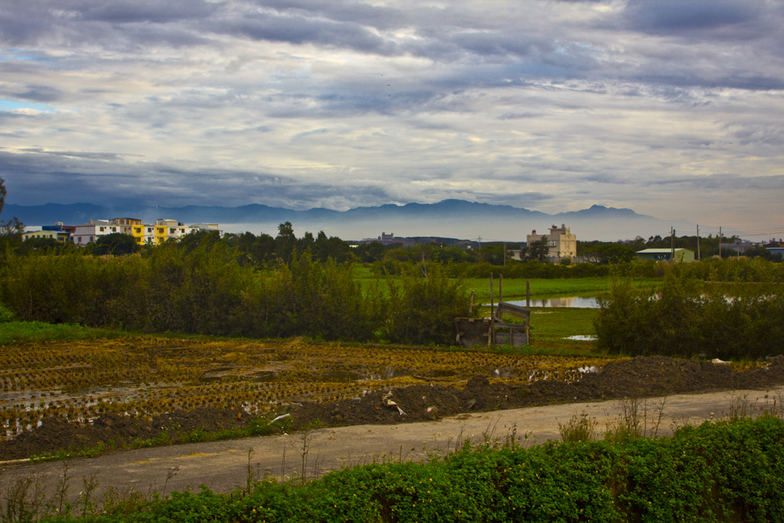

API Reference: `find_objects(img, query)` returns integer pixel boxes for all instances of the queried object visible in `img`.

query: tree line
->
[0,239,471,345]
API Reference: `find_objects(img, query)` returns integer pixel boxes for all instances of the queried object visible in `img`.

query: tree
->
[354,241,387,263]
[177,230,221,254]
[0,177,6,217]
[578,241,636,264]
[0,216,25,253]
[276,222,297,261]
[312,232,354,263]
[524,237,549,262]
[92,233,141,256]
[0,178,26,254]
[16,237,63,255]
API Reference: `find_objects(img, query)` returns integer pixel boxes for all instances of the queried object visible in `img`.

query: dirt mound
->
[151,407,254,434]
[2,356,784,461]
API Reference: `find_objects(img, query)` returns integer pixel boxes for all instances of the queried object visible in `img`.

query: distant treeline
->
[580,234,782,263]
[7,220,782,268]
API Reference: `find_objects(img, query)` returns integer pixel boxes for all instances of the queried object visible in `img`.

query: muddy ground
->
[3,355,784,462]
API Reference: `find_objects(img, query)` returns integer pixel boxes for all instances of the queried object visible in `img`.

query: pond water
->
[500,296,601,308]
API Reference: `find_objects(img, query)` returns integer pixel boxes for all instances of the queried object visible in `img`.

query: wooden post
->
[468,290,475,315]
[489,273,494,318]
[489,273,494,347]
[499,273,503,304]
[526,279,531,345]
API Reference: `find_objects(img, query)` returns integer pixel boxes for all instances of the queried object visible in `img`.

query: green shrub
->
[559,413,598,442]
[595,272,784,359]
[0,301,14,322]
[385,263,472,345]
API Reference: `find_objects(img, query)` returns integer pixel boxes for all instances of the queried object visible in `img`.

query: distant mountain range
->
[4,200,696,242]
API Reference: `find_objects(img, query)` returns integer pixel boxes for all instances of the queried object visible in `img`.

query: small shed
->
[635,248,695,263]
[455,274,531,348]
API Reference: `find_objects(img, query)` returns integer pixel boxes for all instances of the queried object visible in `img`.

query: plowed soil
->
[3,355,783,461]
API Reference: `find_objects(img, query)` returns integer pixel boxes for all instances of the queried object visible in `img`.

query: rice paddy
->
[0,336,616,440]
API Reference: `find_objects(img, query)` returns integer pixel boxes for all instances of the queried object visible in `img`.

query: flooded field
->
[0,337,614,439]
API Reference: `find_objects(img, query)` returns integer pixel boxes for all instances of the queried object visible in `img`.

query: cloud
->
[0,0,782,235]
[17,85,64,102]
[76,0,219,24]
[624,0,762,35]
[211,10,400,56]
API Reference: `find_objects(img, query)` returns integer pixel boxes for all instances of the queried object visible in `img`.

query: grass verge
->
[11,414,784,523]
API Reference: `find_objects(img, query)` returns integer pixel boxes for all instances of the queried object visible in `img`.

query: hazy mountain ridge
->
[5,201,692,242]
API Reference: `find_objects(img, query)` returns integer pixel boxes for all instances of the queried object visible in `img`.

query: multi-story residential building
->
[72,218,222,246]
[526,224,577,262]
[72,219,113,246]
[111,217,142,234]
[154,219,193,244]
[131,222,156,245]
[153,220,223,245]
[22,222,75,243]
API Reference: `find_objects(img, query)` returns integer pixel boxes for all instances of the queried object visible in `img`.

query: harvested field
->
[0,338,612,438]
[2,337,783,461]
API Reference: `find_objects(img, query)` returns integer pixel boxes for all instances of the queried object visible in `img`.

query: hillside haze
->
[6,200,694,242]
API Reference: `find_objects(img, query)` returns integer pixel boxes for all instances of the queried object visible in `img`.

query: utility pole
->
[719,227,722,258]
[671,227,675,262]
[696,225,700,261]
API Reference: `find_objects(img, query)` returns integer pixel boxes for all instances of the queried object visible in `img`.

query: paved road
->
[3,386,782,502]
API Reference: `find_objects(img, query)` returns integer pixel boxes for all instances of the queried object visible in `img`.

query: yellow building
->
[153,219,208,244]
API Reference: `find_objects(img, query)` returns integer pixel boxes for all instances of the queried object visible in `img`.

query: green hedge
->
[35,416,784,522]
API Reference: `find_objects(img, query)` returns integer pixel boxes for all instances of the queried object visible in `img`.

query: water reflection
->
[504,296,601,308]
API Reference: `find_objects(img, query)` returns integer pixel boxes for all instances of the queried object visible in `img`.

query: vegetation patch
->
[3,415,784,522]
[595,272,784,359]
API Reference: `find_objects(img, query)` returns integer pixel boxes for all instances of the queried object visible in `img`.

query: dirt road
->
[3,386,782,500]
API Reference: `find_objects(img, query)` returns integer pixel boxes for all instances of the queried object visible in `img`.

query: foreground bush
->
[24,416,784,522]
[594,273,784,359]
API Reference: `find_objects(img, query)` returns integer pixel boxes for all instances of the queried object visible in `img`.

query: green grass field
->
[353,265,659,301]
[0,321,126,345]
[466,276,609,301]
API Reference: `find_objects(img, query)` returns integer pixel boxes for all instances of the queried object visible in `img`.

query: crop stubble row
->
[0,337,612,438]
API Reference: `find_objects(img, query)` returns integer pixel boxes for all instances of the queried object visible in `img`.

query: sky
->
[1,0,783,240]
